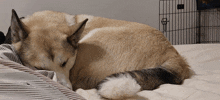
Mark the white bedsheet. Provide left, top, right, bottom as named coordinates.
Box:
left=77, top=44, right=220, bottom=100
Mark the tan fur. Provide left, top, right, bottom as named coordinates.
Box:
left=11, top=10, right=191, bottom=93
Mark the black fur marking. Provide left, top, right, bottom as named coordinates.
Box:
left=11, top=9, right=28, bottom=43
left=34, top=66, right=44, bottom=70
left=67, top=35, right=78, bottom=49
left=20, top=17, right=25, bottom=19
left=61, top=62, right=67, bottom=67
left=74, top=19, right=88, bottom=36
left=0, top=31, right=5, bottom=44
left=67, top=19, right=88, bottom=49
left=152, top=67, right=182, bottom=84
left=4, top=17, right=25, bottom=44
left=131, top=67, right=182, bottom=90
left=128, top=71, right=137, bottom=78
left=4, top=27, right=12, bottom=44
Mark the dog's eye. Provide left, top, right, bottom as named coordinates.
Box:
left=61, top=62, right=67, bottom=67
left=34, top=66, right=38, bottom=70
left=34, top=66, right=43, bottom=70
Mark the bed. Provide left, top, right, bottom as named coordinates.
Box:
left=1, top=43, right=220, bottom=100
left=137, top=44, right=220, bottom=100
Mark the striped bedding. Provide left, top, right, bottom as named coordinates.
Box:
left=0, top=44, right=85, bottom=100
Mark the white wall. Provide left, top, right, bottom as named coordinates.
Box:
left=0, top=0, right=159, bottom=35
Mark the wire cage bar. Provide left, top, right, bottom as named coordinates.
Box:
left=159, top=0, right=220, bottom=45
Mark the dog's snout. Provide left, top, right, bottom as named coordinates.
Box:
left=56, top=73, right=73, bottom=90
left=59, top=81, right=73, bottom=90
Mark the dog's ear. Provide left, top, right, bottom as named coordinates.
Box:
left=10, top=9, right=28, bottom=43
left=67, top=19, right=88, bottom=48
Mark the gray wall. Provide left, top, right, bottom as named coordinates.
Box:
left=0, top=0, right=159, bottom=35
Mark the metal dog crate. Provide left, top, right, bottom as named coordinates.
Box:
left=159, top=0, right=220, bottom=45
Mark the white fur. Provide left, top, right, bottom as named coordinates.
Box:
left=98, top=74, right=141, bottom=99
left=76, top=88, right=102, bottom=100
left=79, top=28, right=100, bottom=43
left=65, top=14, right=75, bottom=26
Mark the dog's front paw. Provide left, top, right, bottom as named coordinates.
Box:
left=97, top=74, right=141, bottom=99
left=76, top=88, right=102, bottom=100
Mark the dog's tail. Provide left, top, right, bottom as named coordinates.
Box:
left=96, top=57, right=191, bottom=99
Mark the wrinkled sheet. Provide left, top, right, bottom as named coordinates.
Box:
left=76, top=44, right=220, bottom=100
left=0, top=44, right=85, bottom=100
left=135, top=44, right=220, bottom=100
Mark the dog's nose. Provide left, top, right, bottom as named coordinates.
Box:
left=55, top=73, right=73, bottom=90
left=59, top=80, right=73, bottom=90
left=65, top=82, right=73, bottom=90
left=67, top=84, right=73, bottom=90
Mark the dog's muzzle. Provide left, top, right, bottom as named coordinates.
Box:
left=55, top=73, right=73, bottom=90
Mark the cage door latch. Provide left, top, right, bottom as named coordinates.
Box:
left=161, top=18, right=169, bottom=32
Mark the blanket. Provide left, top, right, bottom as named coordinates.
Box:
left=0, top=44, right=85, bottom=100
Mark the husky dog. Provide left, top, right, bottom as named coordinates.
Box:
left=10, top=9, right=191, bottom=99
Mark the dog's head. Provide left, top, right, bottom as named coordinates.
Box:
left=10, top=9, right=88, bottom=89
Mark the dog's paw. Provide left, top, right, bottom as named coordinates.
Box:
left=97, top=74, right=141, bottom=99
left=76, top=88, right=102, bottom=100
